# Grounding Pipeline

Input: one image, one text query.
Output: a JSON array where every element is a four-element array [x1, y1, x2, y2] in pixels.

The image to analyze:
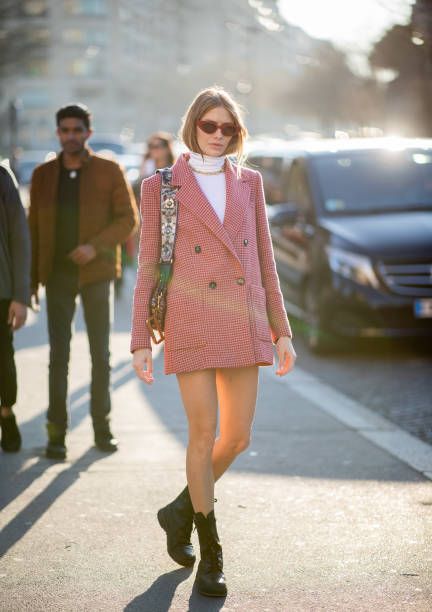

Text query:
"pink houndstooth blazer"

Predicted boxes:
[[130, 153, 292, 374]]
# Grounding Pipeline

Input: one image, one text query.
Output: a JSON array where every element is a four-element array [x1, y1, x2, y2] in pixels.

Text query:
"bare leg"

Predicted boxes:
[[212, 365, 259, 481], [176, 369, 218, 516]]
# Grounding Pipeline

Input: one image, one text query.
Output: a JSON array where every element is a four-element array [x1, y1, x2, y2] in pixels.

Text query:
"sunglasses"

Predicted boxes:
[[197, 120, 239, 138], [148, 142, 167, 149]]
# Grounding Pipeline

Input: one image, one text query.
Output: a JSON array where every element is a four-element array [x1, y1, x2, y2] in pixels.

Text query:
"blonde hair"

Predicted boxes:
[[180, 86, 248, 169]]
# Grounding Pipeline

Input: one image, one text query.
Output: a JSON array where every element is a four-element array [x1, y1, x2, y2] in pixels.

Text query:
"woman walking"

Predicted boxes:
[[131, 87, 296, 597]]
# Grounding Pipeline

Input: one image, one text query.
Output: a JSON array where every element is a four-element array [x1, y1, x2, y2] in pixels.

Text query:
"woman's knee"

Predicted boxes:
[[220, 434, 251, 456], [188, 429, 216, 455]]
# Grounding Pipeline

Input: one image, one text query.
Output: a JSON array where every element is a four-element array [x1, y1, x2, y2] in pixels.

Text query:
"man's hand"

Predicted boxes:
[[68, 244, 97, 266], [8, 301, 27, 331], [132, 348, 154, 385], [275, 336, 297, 376]]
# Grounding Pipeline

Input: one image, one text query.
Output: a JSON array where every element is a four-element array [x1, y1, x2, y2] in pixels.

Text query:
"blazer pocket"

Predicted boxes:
[[250, 284, 272, 342], [166, 289, 207, 350]]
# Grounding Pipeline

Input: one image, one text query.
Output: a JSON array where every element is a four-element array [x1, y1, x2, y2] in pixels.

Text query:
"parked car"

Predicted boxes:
[[88, 134, 128, 156], [15, 150, 56, 208], [252, 138, 432, 351], [247, 139, 307, 210]]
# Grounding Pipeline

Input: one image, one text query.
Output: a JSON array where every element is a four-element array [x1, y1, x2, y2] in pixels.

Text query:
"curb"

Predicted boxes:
[[263, 365, 432, 480]]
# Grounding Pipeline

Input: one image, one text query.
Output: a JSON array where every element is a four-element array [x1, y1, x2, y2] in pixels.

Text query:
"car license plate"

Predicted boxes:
[[414, 298, 432, 318]]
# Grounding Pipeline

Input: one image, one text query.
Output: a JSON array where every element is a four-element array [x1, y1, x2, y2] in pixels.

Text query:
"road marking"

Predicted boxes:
[[263, 366, 432, 480]]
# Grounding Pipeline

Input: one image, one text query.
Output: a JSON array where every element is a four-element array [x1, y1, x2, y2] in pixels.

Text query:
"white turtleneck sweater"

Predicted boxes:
[[188, 151, 226, 224]]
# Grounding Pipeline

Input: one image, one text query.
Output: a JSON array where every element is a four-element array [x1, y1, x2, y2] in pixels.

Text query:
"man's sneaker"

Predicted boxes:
[[0, 413, 22, 452], [45, 422, 66, 460], [94, 430, 118, 453]]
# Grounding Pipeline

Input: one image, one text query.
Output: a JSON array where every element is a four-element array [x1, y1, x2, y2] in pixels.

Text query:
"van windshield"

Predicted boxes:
[[311, 149, 432, 214]]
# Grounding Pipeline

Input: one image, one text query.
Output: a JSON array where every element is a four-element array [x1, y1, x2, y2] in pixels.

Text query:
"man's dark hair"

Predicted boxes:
[[56, 103, 92, 130]]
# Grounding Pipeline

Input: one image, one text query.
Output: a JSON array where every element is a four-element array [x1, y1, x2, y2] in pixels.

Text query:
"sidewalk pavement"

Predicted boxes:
[[1, 277, 431, 611]]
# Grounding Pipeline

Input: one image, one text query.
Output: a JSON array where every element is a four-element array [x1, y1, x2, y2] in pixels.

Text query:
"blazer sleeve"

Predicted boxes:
[[255, 171, 292, 341], [130, 173, 161, 352], [1, 166, 31, 305]]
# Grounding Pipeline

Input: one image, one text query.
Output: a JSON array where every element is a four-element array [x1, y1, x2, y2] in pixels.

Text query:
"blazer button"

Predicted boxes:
[[195, 245, 201, 253], [243, 239, 248, 246], [209, 281, 217, 289], [236, 277, 245, 286]]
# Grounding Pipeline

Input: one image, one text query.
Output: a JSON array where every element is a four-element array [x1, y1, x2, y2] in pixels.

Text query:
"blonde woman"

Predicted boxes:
[[131, 87, 296, 597]]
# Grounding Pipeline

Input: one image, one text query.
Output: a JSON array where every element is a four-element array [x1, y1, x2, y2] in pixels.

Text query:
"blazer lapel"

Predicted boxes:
[[173, 155, 239, 260], [223, 158, 251, 243]]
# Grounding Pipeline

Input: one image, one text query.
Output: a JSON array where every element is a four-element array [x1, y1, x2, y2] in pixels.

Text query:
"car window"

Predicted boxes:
[[312, 149, 432, 214], [248, 155, 286, 205], [286, 162, 313, 217]]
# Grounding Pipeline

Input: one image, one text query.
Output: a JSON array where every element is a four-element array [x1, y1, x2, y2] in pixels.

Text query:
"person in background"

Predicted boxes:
[[0, 162, 31, 452], [141, 131, 175, 177], [133, 131, 176, 208], [125, 131, 176, 290], [29, 103, 138, 460]]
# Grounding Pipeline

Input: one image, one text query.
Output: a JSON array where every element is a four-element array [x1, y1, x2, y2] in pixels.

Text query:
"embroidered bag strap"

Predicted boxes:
[[156, 167, 178, 282]]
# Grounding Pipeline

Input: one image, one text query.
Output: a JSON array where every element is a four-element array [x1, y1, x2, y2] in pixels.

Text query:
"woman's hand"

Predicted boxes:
[[275, 337, 296, 376], [132, 348, 154, 384]]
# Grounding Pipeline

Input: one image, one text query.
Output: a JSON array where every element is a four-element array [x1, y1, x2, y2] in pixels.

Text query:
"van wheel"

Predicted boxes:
[[304, 286, 340, 353]]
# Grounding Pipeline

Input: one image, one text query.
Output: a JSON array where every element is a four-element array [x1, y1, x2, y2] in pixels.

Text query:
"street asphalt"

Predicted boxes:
[[1, 273, 431, 611]]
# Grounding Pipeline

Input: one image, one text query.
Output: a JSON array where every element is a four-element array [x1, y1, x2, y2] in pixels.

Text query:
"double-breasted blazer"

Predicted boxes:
[[29, 149, 139, 289], [130, 153, 292, 375]]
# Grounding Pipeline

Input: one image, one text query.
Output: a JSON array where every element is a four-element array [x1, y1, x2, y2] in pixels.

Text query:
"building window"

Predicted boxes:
[[20, 0, 49, 17], [22, 57, 49, 77], [64, 0, 107, 16], [62, 28, 107, 45], [63, 29, 85, 44], [21, 90, 50, 108], [69, 57, 104, 78]]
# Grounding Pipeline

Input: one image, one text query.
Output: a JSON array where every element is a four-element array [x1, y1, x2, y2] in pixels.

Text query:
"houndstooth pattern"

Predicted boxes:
[[130, 153, 292, 374]]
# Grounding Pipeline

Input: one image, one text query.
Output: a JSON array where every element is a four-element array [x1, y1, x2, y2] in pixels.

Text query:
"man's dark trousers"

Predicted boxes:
[[45, 271, 112, 435], [0, 300, 17, 408]]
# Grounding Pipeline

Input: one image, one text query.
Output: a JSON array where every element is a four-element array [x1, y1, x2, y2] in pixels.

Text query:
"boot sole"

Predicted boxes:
[[157, 508, 196, 567], [45, 449, 66, 460], [197, 586, 228, 598], [1, 445, 21, 452]]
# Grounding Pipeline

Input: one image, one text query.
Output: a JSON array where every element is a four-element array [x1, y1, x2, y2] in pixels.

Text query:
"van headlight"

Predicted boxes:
[[325, 246, 379, 288]]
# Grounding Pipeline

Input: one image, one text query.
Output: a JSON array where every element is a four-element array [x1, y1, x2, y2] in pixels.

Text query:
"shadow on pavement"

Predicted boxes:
[[0, 447, 106, 558], [142, 342, 427, 484], [187, 582, 227, 611], [124, 567, 193, 612], [0, 359, 135, 513]]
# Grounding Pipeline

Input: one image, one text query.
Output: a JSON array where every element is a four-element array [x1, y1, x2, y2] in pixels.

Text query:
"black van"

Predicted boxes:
[[249, 139, 432, 351]]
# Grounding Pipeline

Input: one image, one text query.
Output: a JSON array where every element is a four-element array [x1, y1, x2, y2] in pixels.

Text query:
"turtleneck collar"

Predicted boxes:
[[188, 151, 225, 174]]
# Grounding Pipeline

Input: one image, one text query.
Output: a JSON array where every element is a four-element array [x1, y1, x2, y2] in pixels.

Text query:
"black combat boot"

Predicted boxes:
[[193, 510, 227, 597], [45, 421, 66, 460], [157, 487, 196, 567], [0, 412, 22, 452]]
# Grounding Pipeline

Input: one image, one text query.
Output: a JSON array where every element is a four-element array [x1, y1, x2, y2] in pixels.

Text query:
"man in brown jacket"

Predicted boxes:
[[29, 104, 138, 459]]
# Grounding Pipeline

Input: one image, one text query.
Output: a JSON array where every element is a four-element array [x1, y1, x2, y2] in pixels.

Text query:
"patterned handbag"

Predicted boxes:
[[145, 167, 179, 344]]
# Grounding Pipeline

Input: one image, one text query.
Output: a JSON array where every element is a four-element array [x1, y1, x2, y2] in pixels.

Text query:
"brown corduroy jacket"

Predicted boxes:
[[29, 149, 139, 289]]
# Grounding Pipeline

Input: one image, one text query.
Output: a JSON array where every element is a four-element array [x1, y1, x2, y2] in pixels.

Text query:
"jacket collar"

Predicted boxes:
[[172, 154, 251, 257], [55, 146, 94, 168]]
